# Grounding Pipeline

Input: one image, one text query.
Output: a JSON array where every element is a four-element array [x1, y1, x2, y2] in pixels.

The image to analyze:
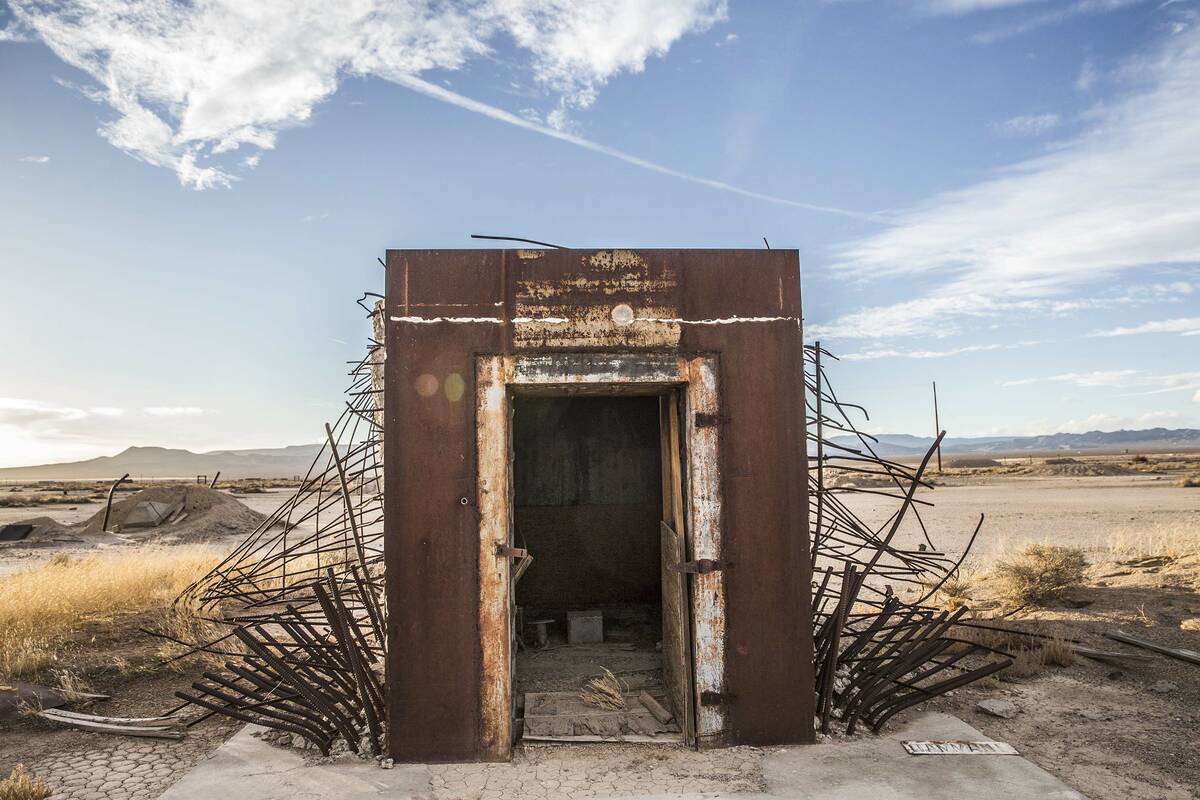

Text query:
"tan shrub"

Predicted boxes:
[[992, 544, 1087, 609], [0, 764, 51, 800]]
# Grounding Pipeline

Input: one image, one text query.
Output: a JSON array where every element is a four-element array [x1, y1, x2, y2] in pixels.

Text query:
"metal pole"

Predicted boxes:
[[932, 381, 942, 473], [103, 473, 130, 532]]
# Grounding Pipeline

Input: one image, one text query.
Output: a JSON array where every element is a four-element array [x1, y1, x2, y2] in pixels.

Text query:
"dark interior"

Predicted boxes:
[[512, 395, 663, 609]]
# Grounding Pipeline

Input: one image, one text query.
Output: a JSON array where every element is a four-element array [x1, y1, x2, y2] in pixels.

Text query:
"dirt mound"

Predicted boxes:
[[947, 457, 1002, 468], [77, 486, 265, 543], [0, 515, 79, 547], [1021, 459, 1135, 477]]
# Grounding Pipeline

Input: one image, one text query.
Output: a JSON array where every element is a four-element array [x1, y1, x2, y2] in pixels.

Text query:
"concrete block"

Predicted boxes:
[[567, 609, 603, 643]]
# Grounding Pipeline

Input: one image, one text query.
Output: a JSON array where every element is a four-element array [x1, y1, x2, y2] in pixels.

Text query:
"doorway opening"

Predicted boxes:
[[510, 392, 694, 744]]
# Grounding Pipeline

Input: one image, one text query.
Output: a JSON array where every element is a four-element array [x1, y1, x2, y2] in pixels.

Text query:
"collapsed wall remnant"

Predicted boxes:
[[172, 247, 1007, 765]]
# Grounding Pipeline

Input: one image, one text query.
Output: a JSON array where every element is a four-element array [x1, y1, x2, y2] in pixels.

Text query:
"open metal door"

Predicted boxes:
[[659, 392, 696, 745]]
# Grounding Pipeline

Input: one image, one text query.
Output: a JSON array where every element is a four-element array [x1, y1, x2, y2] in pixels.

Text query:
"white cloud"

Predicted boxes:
[[1052, 413, 1124, 433], [1040, 369, 1200, 393], [1050, 370, 1141, 387], [1091, 316, 1200, 337], [1076, 58, 1099, 90], [1001, 377, 1038, 386], [1194, 388, 1200, 402], [17, 155, 50, 163], [820, 28, 1200, 339], [142, 407, 213, 417], [716, 32, 738, 46], [8, 0, 730, 190], [994, 112, 1060, 136], [88, 407, 125, 417], [0, 397, 89, 425], [918, 0, 1047, 14], [838, 340, 1040, 361]]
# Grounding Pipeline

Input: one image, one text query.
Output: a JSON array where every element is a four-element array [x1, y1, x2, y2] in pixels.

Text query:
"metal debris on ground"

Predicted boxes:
[[806, 342, 1012, 734], [169, 296, 387, 756], [38, 708, 185, 740]]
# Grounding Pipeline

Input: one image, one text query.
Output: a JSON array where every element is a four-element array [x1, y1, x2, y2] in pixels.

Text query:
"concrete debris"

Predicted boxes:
[[976, 698, 1020, 719]]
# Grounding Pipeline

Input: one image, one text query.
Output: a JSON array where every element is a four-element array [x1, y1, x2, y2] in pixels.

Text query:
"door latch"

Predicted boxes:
[[669, 558, 732, 574], [495, 544, 528, 559], [693, 412, 730, 428]]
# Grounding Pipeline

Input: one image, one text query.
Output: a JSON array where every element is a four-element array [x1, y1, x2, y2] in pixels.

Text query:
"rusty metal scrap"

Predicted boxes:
[[169, 295, 388, 756], [806, 342, 1011, 734]]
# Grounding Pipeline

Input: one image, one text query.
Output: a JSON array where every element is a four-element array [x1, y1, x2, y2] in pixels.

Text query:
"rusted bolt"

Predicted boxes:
[[459, 496, 470, 506]]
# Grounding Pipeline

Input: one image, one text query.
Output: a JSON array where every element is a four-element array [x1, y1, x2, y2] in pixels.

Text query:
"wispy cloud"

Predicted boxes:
[[142, 407, 213, 417], [839, 340, 1040, 361], [1001, 377, 1038, 386], [993, 112, 1060, 136], [819, 28, 1200, 339], [968, 0, 1148, 44], [17, 155, 50, 163], [1040, 370, 1200, 393], [1090, 317, 1200, 337], [1050, 370, 1141, 387], [7, 1, 742, 191]]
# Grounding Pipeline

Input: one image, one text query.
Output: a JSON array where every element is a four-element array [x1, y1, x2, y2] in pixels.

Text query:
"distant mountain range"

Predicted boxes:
[[0, 444, 324, 480], [2, 427, 1198, 480], [827, 428, 1200, 457]]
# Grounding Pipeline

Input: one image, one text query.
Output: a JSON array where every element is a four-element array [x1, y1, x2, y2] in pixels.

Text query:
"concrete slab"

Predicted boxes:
[[763, 712, 1087, 800], [158, 726, 431, 800], [160, 713, 1086, 800]]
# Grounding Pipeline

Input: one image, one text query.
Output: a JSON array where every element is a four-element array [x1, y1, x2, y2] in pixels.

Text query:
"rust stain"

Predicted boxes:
[[588, 249, 649, 272], [516, 275, 677, 300], [512, 304, 680, 349]]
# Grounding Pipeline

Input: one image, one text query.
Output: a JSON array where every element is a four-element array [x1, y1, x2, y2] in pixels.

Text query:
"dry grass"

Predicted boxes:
[[0, 546, 221, 680], [0, 765, 51, 800], [1105, 520, 1200, 560], [991, 544, 1087, 609], [952, 623, 1076, 680], [920, 563, 978, 611], [0, 493, 80, 508], [580, 667, 627, 711], [1180, 474, 1200, 488]]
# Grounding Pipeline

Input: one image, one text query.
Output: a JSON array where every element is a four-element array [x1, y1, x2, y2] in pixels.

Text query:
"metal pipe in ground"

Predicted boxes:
[[103, 473, 131, 532]]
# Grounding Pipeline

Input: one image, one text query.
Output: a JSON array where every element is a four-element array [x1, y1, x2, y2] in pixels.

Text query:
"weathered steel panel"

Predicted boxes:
[[384, 248, 813, 762], [384, 252, 503, 763]]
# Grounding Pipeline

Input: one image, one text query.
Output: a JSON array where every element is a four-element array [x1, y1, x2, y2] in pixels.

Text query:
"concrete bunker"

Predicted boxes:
[[384, 249, 814, 762]]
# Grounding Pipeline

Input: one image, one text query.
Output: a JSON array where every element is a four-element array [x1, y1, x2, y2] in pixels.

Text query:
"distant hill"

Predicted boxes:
[[0, 444, 324, 480], [827, 428, 1200, 457]]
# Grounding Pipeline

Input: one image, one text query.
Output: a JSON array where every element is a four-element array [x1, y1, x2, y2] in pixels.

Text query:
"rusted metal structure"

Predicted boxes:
[[383, 249, 814, 762], [170, 252, 1014, 766]]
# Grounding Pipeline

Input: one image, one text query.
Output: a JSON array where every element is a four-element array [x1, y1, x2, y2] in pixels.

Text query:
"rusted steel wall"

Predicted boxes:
[[384, 249, 813, 762]]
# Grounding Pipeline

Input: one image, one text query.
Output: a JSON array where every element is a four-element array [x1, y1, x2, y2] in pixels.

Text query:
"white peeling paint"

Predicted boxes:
[[388, 314, 501, 323], [511, 316, 569, 324], [637, 316, 799, 325]]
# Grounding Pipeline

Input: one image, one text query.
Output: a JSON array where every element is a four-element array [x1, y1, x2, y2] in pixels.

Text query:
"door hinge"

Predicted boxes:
[[669, 558, 732, 574], [700, 690, 735, 706], [495, 544, 528, 559], [693, 412, 730, 428]]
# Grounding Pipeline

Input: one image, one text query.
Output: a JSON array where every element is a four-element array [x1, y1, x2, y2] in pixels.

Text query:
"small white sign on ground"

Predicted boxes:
[[903, 740, 1020, 756]]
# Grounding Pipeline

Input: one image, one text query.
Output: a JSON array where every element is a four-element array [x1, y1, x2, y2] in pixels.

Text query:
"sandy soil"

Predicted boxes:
[[842, 473, 1200, 566]]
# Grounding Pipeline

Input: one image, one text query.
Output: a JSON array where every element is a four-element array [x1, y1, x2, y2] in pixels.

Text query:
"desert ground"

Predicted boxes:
[[1, 454, 1198, 799]]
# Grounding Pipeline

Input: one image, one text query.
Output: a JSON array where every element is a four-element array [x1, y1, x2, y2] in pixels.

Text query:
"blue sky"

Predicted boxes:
[[1, 0, 1198, 467]]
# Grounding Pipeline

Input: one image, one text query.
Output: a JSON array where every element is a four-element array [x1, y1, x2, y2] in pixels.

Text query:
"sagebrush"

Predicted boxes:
[[992, 544, 1087, 608]]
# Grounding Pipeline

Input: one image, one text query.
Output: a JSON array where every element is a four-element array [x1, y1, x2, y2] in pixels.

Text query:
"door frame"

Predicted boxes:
[[474, 352, 727, 760]]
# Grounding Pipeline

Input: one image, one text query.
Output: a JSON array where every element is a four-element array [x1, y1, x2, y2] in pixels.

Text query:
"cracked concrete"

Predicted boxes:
[[159, 713, 1087, 799]]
